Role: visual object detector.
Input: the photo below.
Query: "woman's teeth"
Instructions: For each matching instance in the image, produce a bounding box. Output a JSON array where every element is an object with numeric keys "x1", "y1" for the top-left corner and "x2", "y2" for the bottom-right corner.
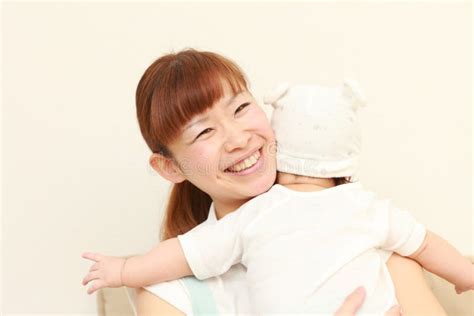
[{"x1": 226, "y1": 150, "x2": 261, "y2": 172}]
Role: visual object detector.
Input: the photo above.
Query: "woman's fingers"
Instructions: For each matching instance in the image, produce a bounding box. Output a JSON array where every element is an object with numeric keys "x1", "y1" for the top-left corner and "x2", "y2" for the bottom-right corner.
[
  {"x1": 82, "y1": 270, "x2": 100, "y2": 286},
  {"x1": 87, "y1": 279, "x2": 106, "y2": 295},
  {"x1": 334, "y1": 287, "x2": 366, "y2": 316},
  {"x1": 82, "y1": 252, "x2": 103, "y2": 262},
  {"x1": 385, "y1": 305, "x2": 402, "y2": 316}
]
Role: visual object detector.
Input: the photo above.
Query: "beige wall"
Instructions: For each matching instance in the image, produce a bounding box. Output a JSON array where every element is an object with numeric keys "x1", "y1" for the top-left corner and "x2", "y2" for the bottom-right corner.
[{"x1": 2, "y1": 1, "x2": 471, "y2": 314}]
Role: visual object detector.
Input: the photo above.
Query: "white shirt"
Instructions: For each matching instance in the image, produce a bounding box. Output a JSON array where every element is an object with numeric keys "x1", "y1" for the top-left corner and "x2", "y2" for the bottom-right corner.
[{"x1": 178, "y1": 182, "x2": 426, "y2": 315}]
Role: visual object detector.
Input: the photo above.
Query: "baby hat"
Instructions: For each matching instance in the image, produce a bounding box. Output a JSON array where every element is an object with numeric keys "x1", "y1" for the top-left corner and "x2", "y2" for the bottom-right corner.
[{"x1": 264, "y1": 80, "x2": 366, "y2": 180}]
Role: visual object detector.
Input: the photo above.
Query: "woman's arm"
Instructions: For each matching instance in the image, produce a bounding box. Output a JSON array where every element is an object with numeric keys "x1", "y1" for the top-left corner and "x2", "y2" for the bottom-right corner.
[
  {"x1": 135, "y1": 287, "x2": 185, "y2": 316},
  {"x1": 387, "y1": 253, "x2": 447, "y2": 316}
]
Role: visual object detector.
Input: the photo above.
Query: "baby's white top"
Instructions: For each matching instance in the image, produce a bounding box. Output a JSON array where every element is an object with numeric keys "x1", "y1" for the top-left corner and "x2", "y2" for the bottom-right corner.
[{"x1": 178, "y1": 182, "x2": 426, "y2": 315}]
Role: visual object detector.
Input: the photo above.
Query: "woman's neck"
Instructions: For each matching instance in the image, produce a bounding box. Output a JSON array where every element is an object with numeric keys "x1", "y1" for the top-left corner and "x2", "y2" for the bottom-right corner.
[{"x1": 276, "y1": 172, "x2": 336, "y2": 192}]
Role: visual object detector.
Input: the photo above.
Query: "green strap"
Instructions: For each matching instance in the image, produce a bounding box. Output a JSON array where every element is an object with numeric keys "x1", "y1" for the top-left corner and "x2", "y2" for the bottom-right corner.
[{"x1": 181, "y1": 276, "x2": 219, "y2": 315}]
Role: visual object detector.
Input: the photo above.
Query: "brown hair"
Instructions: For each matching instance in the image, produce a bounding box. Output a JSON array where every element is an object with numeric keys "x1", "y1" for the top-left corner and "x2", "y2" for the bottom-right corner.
[
  {"x1": 135, "y1": 49, "x2": 249, "y2": 240},
  {"x1": 334, "y1": 177, "x2": 351, "y2": 185}
]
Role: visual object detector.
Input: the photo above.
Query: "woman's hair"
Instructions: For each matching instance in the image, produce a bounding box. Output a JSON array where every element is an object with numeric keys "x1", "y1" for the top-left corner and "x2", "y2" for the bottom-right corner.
[{"x1": 135, "y1": 49, "x2": 249, "y2": 240}]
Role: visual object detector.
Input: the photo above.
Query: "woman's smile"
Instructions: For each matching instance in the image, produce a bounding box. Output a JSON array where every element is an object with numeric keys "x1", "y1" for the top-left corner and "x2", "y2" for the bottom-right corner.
[{"x1": 224, "y1": 147, "x2": 263, "y2": 175}]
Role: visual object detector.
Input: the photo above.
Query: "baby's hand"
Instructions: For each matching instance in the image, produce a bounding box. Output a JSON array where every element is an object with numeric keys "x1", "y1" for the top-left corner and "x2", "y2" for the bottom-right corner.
[
  {"x1": 455, "y1": 283, "x2": 474, "y2": 294},
  {"x1": 81, "y1": 252, "x2": 126, "y2": 295},
  {"x1": 454, "y1": 264, "x2": 474, "y2": 294}
]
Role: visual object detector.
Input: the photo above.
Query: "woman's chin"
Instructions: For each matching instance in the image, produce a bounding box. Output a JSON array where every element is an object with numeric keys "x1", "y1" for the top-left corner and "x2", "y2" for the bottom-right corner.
[{"x1": 245, "y1": 172, "x2": 277, "y2": 197}]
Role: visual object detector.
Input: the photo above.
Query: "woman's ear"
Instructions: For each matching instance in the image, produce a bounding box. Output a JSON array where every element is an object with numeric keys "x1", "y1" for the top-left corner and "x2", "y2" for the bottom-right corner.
[{"x1": 149, "y1": 153, "x2": 186, "y2": 183}]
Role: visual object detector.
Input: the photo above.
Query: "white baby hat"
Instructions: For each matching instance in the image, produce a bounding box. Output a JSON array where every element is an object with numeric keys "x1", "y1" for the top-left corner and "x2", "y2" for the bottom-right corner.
[{"x1": 264, "y1": 80, "x2": 366, "y2": 180}]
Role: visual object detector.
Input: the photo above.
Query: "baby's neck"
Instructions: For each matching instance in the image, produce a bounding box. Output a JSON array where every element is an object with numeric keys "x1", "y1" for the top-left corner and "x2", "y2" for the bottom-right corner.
[{"x1": 276, "y1": 172, "x2": 336, "y2": 192}]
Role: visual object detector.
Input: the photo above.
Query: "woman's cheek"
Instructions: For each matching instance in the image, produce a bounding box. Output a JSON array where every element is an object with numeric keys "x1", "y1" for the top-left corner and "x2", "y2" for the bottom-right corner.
[
  {"x1": 250, "y1": 107, "x2": 272, "y2": 133},
  {"x1": 187, "y1": 144, "x2": 220, "y2": 177}
]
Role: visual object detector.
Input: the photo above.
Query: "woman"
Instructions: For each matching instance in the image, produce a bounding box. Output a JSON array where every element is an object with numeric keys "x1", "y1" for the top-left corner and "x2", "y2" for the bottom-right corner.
[{"x1": 132, "y1": 49, "x2": 446, "y2": 315}]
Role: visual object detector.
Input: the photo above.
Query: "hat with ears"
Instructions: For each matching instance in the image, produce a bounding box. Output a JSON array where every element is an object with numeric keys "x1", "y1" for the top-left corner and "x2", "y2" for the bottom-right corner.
[{"x1": 264, "y1": 79, "x2": 366, "y2": 181}]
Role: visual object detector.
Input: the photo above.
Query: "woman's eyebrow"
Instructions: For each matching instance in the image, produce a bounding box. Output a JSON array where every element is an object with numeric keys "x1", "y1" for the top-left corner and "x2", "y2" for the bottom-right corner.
[
  {"x1": 185, "y1": 116, "x2": 209, "y2": 131},
  {"x1": 225, "y1": 91, "x2": 245, "y2": 107},
  {"x1": 184, "y1": 91, "x2": 246, "y2": 131}
]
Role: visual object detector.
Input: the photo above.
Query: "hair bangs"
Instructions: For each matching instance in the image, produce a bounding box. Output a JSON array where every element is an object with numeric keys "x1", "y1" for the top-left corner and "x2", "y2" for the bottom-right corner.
[{"x1": 150, "y1": 50, "x2": 248, "y2": 148}]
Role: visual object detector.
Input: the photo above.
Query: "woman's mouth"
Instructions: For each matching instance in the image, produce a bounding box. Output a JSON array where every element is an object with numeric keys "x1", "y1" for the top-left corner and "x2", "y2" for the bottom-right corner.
[{"x1": 225, "y1": 148, "x2": 263, "y2": 175}]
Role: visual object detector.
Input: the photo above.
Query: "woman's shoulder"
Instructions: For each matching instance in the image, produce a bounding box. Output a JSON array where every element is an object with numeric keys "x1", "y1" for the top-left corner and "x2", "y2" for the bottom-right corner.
[
  {"x1": 127, "y1": 279, "x2": 192, "y2": 315},
  {"x1": 145, "y1": 278, "x2": 194, "y2": 314},
  {"x1": 133, "y1": 286, "x2": 187, "y2": 315}
]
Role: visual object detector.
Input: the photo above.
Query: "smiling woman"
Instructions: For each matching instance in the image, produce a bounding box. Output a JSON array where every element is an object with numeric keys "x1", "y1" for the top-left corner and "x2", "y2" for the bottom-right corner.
[
  {"x1": 130, "y1": 49, "x2": 278, "y2": 313},
  {"x1": 136, "y1": 51, "x2": 277, "y2": 235},
  {"x1": 161, "y1": 81, "x2": 276, "y2": 218}
]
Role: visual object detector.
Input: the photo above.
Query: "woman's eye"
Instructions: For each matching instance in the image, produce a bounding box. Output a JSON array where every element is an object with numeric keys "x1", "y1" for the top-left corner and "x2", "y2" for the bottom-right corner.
[
  {"x1": 235, "y1": 102, "x2": 250, "y2": 115},
  {"x1": 196, "y1": 128, "x2": 213, "y2": 140}
]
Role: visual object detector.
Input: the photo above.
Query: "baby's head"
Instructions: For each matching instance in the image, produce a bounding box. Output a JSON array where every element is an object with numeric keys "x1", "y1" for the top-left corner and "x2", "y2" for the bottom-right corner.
[{"x1": 264, "y1": 80, "x2": 366, "y2": 182}]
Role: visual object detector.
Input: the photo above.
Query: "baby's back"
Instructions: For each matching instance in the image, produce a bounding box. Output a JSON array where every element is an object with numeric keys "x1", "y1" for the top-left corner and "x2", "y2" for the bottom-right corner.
[
  {"x1": 241, "y1": 183, "x2": 398, "y2": 314},
  {"x1": 179, "y1": 182, "x2": 424, "y2": 314}
]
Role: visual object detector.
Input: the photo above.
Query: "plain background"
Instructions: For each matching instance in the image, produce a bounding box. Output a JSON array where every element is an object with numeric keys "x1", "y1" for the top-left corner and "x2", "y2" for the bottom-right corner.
[{"x1": 1, "y1": 1, "x2": 472, "y2": 314}]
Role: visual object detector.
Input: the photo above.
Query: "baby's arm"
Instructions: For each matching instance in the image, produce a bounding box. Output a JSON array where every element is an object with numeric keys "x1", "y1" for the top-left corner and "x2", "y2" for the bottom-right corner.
[
  {"x1": 82, "y1": 238, "x2": 192, "y2": 294},
  {"x1": 378, "y1": 198, "x2": 473, "y2": 294},
  {"x1": 82, "y1": 204, "x2": 249, "y2": 294},
  {"x1": 408, "y1": 231, "x2": 473, "y2": 293},
  {"x1": 122, "y1": 238, "x2": 192, "y2": 287}
]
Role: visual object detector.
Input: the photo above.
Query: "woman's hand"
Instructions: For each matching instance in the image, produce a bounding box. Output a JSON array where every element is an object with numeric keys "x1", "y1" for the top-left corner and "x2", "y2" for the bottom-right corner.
[
  {"x1": 334, "y1": 287, "x2": 402, "y2": 316},
  {"x1": 81, "y1": 252, "x2": 126, "y2": 295}
]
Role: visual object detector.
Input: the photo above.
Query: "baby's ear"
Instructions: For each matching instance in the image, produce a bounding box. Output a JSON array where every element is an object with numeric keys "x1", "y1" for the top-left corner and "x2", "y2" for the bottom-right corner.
[
  {"x1": 342, "y1": 79, "x2": 367, "y2": 110},
  {"x1": 263, "y1": 82, "x2": 290, "y2": 109}
]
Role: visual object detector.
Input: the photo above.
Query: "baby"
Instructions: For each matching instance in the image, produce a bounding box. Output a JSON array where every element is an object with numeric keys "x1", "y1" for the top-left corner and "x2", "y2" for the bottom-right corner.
[{"x1": 82, "y1": 80, "x2": 473, "y2": 314}]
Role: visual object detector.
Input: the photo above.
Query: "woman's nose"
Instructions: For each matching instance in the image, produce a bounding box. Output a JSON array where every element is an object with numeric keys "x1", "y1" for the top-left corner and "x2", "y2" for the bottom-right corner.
[{"x1": 223, "y1": 126, "x2": 252, "y2": 152}]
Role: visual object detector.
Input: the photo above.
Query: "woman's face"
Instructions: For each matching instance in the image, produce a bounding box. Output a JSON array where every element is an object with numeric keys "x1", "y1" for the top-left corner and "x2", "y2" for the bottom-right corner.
[{"x1": 167, "y1": 81, "x2": 277, "y2": 207}]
